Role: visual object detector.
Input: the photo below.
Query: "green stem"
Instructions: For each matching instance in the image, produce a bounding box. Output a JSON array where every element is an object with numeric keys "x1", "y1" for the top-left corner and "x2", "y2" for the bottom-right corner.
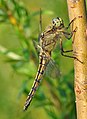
[{"x1": 0, "y1": 45, "x2": 23, "y2": 60}]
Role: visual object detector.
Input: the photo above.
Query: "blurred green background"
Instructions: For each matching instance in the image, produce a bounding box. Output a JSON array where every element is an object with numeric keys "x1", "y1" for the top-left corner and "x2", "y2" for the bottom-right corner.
[{"x1": 0, "y1": 0, "x2": 86, "y2": 119}]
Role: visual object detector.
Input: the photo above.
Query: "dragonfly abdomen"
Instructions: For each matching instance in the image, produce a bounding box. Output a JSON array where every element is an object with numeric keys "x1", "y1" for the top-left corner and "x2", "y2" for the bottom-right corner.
[{"x1": 23, "y1": 52, "x2": 50, "y2": 111}]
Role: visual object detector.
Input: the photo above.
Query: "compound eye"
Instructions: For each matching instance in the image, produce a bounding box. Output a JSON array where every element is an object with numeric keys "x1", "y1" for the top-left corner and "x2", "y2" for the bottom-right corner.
[
  {"x1": 52, "y1": 18, "x2": 61, "y2": 27},
  {"x1": 52, "y1": 17, "x2": 64, "y2": 28}
]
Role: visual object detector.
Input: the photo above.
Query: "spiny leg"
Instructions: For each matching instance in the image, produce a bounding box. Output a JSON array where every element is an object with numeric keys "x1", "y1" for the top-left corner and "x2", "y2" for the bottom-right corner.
[
  {"x1": 63, "y1": 17, "x2": 77, "y2": 40},
  {"x1": 63, "y1": 26, "x2": 77, "y2": 40},
  {"x1": 60, "y1": 18, "x2": 78, "y2": 58},
  {"x1": 66, "y1": 17, "x2": 76, "y2": 30},
  {"x1": 60, "y1": 39, "x2": 74, "y2": 58},
  {"x1": 59, "y1": 39, "x2": 83, "y2": 63}
]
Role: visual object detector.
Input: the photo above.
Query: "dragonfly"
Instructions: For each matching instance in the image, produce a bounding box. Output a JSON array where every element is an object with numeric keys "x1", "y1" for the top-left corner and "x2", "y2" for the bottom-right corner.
[{"x1": 23, "y1": 15, "x2": 76, "y2": 111}]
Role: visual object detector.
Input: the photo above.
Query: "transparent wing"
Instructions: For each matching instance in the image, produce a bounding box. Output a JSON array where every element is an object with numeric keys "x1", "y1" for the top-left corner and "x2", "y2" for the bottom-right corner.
[
  {"x1": 45, "y1": 59, "x2": 60, "y2": 79},
  {"x1": 32, "y1": 40, "x2": 40, "y2": 53},
  {"x1": 33, "y1": 40, "x2": 60, "y2": 79}
]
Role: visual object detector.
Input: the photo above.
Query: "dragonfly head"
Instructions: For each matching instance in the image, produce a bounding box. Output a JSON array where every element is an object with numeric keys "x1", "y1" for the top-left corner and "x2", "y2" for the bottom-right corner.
[{"x1": 52, "y1": 17, "x2": 64, "y2": 28}]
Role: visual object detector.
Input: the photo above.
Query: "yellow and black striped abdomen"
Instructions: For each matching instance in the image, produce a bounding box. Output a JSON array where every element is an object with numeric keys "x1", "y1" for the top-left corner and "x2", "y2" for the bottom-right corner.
[{"x1": 23, "y1": 52, "x2": 50, "y2": 111}]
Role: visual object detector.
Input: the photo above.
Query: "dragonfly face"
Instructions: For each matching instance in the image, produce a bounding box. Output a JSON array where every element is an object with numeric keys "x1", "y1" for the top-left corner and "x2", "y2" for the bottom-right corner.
[{"x1": 52, "y1": 17, "x2": 64, "y2": 28}]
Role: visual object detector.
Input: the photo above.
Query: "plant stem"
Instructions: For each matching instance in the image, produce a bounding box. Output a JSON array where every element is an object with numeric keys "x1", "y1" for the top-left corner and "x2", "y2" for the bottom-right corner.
[
  {"x1": 0, "y1": 45, "x2": 23, "y2": 60},
  {"x1": 67, "y1": 0, "x2": 87, "y2": 119}
]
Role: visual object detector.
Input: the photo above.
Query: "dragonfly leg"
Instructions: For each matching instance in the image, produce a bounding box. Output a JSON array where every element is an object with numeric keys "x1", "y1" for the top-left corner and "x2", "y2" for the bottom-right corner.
[
  {"x1": 60, "y1": 39, "x2": 74, "y2": 58},
  {"x1": 66, "y1": 17, "x2": 76, "y2": 30},
  {"x1": 59, "y1": 39, "x2": 83, "y2": 63},
  {"x1": 63, "y1": 26, "x2": 77, "y2": 40},
  {"x1": 63, "y1": 17, "x2": 77, "y2": 40}
]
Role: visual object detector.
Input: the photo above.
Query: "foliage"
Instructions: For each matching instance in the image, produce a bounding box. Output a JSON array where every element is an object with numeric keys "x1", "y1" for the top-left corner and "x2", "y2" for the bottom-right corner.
[{"x1": 0, "y1": 0, "x2": 76, "y2": 119}]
